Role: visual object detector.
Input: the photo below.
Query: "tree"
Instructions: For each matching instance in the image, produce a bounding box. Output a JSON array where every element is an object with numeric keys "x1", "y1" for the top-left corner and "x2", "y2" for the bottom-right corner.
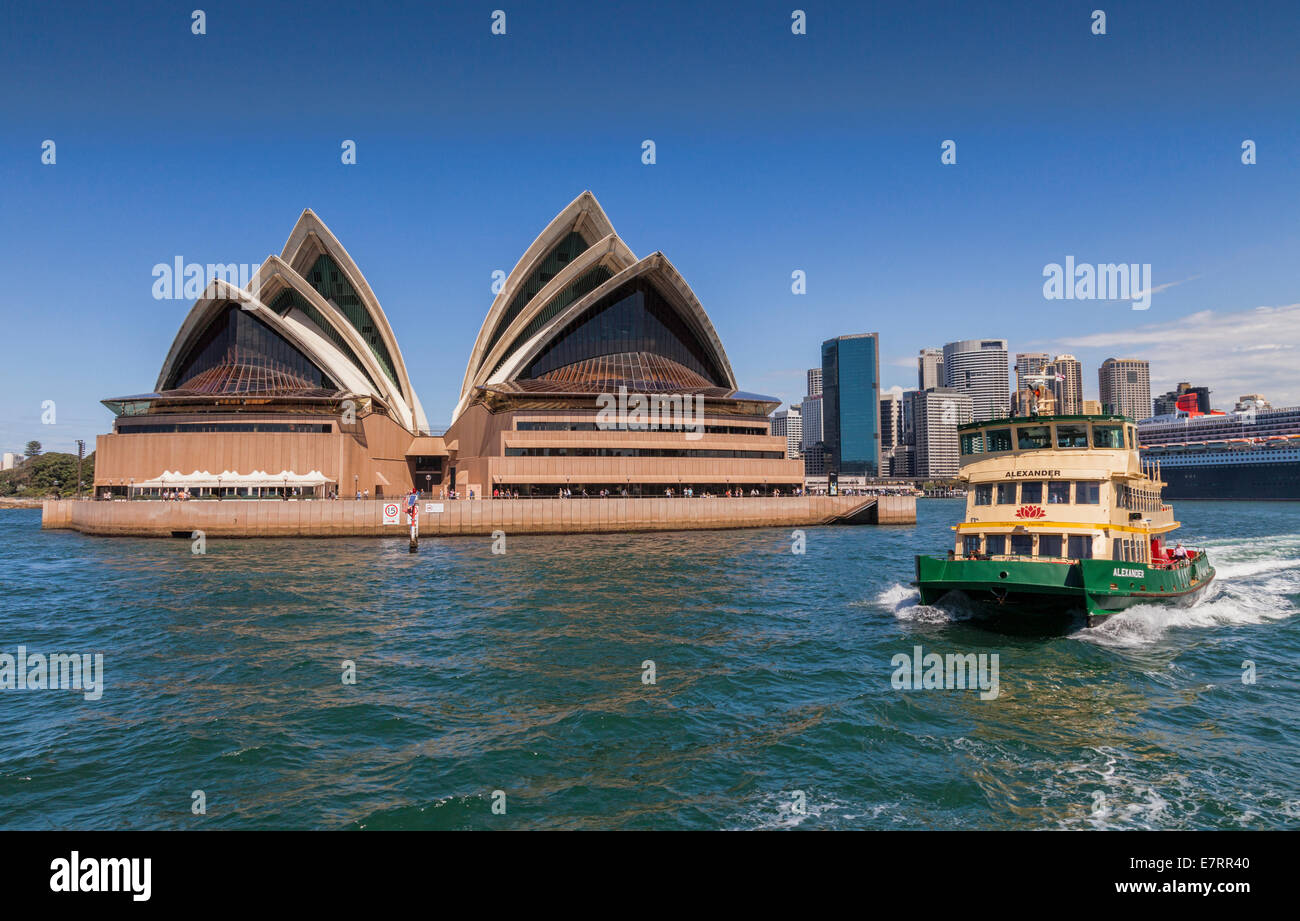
[
  {"x1": 24, "y1": 440, "x2": 42, "y2": 458},
  {"x1": 0, "y1": 450, "x2": 94, "y2": 497}
]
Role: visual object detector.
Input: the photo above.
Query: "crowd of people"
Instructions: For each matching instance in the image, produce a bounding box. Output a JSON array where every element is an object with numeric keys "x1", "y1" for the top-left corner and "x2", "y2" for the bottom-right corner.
[
  {"x1": 103, "y1": 484, "x2": 835, "y2": 501},
  {"x1": 476, "y1": 485, "x2": 808, "y2": 498}
]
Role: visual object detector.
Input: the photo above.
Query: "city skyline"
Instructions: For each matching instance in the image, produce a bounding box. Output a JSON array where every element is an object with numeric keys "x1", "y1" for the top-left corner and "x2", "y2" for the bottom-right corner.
[{"x1": 6, "y1": 0, "x2": 1300, "y2": 453}]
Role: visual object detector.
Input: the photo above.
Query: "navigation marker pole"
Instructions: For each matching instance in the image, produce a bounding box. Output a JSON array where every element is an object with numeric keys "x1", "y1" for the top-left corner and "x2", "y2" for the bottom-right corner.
[{"x1": 409, "y1": 504, "x2": 419, "y2": 553}]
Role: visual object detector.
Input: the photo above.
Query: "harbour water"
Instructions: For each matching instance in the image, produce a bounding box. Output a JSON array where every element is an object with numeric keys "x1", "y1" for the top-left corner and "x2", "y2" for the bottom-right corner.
[{"x1": 1, "y1": 500, "x2": 1297, "y2": 829}]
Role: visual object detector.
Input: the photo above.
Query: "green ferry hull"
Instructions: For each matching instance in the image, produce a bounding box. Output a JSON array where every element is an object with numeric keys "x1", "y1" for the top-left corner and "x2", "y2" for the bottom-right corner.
[{"x1": 914, "y1": 554, "x2": 1215, "y2": 625}]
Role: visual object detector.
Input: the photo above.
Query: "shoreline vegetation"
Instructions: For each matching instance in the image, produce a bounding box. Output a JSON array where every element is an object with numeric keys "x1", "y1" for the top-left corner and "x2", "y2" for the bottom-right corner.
[{"x1": 0, "y1": 450, "x2": 95, "y2": 501}]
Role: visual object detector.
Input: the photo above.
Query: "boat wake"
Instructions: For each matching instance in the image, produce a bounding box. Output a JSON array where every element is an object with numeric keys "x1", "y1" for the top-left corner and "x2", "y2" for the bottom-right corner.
[
  {"x1": 874, "y1": 582, "x2": 979, "y2": 624},
  {"x1": 1077, "y1": 535, "x2": 1300, "y2": 648}
]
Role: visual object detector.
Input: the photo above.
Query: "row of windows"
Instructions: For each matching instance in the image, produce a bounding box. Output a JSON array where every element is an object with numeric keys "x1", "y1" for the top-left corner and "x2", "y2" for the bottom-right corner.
[
  {"x1": 973, "y1": 480, "x2": 1101, "y2": 505},
  {"x1": 961, "y1": 533, "x2": 1095, "y2": 559},
  {"x1": 515, "y1": 421, "x2": 769, "y2": 435},
  {"x1": 463, "y1": 483, "x2": 803, "y2": 498},
  {"x1": 118, "y1": 422, "x2": 333, "y2": 434},
  {"x1": 1141, "y1": 411, "x2": 1300, "y2": 440},
  {"x1": 504, "y1": 447, "x2": 784, "y2": 459},
  {"x1": 1116, "y1": 484, "x2": 1163, "y2": 511},
  {"x1": 960, "y1": 423, "x2": 1132, "y2": 456}
]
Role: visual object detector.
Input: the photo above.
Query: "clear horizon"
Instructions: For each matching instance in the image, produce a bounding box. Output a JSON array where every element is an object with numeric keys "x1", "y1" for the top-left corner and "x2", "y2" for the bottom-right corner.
[{"x1": 4, "y1": 0, "x2": 1299, "y2": 452}]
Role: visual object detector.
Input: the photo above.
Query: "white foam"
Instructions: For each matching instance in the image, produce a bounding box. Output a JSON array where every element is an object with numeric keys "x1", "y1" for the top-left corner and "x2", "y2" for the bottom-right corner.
[
  {"x1": 1059, "y1": 747, "x2": 1187, "y2": 830},
  {"x1": 1077, "y1": 553, "x2": 1297, "y2": 648},
  {"x1": 1214, "y1": 557, "x2": 1300, "y2": 579},
  {"x1": 735, "y1": 791, "x2": 898, "y2": 830},
  {"x1": 876, "y1": 583, "x2": 918, "y2": 609},
  {"x1": 874, "y1": 582, "x2": 975, "y2": 624}
]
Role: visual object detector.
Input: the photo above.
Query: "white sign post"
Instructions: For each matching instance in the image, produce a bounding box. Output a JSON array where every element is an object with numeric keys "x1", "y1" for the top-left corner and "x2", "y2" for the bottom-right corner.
[{"x1": 382, "y1": 502, "x2": 400, "y2": 525}]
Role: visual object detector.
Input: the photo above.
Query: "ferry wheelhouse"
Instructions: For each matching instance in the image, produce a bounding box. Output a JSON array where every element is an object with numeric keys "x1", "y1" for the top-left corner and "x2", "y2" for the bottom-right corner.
[{"x1": 914, "y1": 414, "x2": 1215, "y2": 626}]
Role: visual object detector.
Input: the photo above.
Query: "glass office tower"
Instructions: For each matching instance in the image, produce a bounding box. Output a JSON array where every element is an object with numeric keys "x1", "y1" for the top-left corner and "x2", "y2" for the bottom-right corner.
[{"x1": 821, "y1": 333, "x2": 881, "y2": 476}]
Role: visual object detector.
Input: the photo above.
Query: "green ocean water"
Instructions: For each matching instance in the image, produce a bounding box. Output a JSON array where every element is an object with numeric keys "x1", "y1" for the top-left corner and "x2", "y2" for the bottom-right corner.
[{"x1": 0, "y1": 500, "x2": 1297, "y2": 829}]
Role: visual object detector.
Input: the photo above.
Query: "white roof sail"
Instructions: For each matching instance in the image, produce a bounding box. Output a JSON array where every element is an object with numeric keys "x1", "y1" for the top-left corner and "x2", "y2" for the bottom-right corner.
[
  {"x1": 151, "y1": 213, "x2": 429, "y2": 434},
  {"x1": 459, "y1": 191, "x2": 620, "y2": 404}
]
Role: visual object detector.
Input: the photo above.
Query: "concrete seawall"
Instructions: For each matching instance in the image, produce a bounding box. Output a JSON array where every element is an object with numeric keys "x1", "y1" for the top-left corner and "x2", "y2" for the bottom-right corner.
[{"x1": 42, "y1": 495, "x2": 915, "y2": 538}]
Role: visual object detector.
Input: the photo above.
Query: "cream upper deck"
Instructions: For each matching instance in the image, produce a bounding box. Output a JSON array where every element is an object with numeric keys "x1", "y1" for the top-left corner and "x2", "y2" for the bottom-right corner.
[{"x1": 950, "y1": 415, "x2": 1178, "y2": 563}]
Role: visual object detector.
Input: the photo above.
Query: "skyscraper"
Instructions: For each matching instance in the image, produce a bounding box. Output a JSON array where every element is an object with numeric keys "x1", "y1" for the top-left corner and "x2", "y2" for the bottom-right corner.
[
  {"x1": 801, "y1": 393, "x2": 825, "y2": 476},
  {"x1": 880, "y1": 391, "x2": 903, "y2": 453},
  {"x1": 1153, "y1": 382, "x2": 1211, "y2": 416},
  {"x1": 1051, "y1": 354, "x2": 1084, "y2": 415},
  {"x1": 1014, "y1": 352, "x2": 1052, "y2": 416},
  {"x1": 1098, "y1": 358, "x2": 1152, "y2": 420},
  {"x1": 807, "y1": 367, "x2": 822, "y2": 397},
  {"x1": 912, "y1": 388, "x2": 974, "y2": 479},
  {"x1": 943, "y1": 338, "x2": 1009, "y2": 421},
  {"x1": 821, "y1": 333, "x2": 881, "y2": 476},
  {"x1": 918, "y1": 348, "x2": 944, "y2": 390},
  {"x1": 880, "y1": 391, "x2": 904, "y2": 477},
  {"x1": 1015, "y1": 352, "x2": 1050, "y2": 381},
  {"x1": 772, "y1": 404, "x2": 803, "y2": 459}
]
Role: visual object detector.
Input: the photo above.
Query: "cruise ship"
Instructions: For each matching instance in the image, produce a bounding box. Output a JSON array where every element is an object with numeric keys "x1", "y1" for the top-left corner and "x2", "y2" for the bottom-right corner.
[{"x1": 1137, "y1": 403, "x2": 1300, "y2": 500}]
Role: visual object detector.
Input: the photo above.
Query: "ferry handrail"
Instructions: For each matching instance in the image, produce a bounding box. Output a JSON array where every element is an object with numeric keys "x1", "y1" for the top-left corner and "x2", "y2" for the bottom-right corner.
[
  {"x1": 960, "y1": 553, "x2": 1198, "y2": 568},
  {"x1": 968, "y1": 554, "x2": 1083, "y2": 564}
]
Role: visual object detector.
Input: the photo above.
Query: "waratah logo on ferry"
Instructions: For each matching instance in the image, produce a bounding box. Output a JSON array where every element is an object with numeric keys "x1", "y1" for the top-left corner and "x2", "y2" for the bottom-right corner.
[{"x1": 1015, "y1": 505, "x2": 1046, "y2": 519}]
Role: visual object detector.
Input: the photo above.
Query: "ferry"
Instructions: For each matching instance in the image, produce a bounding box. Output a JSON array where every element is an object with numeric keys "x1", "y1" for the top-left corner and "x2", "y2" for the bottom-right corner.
[{"x1": 914, "y1": 414, "x2": 1215, "y2": 626}]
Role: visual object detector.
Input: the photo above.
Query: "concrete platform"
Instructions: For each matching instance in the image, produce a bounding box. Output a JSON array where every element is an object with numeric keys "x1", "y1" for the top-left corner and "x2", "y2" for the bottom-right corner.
[{"x1": 41, "y1": 495, "x2": 915, "y2": 538}]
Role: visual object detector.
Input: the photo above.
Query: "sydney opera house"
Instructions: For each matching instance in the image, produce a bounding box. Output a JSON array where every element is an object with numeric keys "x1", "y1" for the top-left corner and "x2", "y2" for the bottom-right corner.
[{"x1": 93, "y1": 193, "x2": 803, "y2": 499}]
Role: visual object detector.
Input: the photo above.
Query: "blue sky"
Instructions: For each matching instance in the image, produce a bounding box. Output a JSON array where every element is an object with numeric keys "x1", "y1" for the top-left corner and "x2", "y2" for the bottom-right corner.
[{"x1": 3, "y1": 0, "x2": 1299, "y2": 452}]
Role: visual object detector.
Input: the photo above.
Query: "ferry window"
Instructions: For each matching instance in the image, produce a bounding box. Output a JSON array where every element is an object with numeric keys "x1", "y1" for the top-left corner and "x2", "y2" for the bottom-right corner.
[
  {"x1": 1047, "y1": 481, "x2": 1071, "y2": 504},
  {"x1": 985, "y1": 429, "x2": 1013, "y2": 452},
  {"x1": 974, "y1": 484, "x2": 993, "y2": 505},
  {"x1": 1017, "y1": 426, "x2": 1051, "y2": 450},
  {"x1": 1010, "y1": 534, "x2": 1033, "y2": 557},
  {"x1": 1126, "y1": 426, "x2": 1136, "y2": 448},
  {"x1": 1039, "y1": 535, "x2": 1063, "y2": 557},
  {"x1": 1093, "y1": 425, "x2": 1123, "y2": 449},
  {"x1": 1056, "y1": 424, "x2": 1089, "y2": 448},
  {"x1": 960, "y1": 432, "x2": 985, "y2": 455},
  {"x1": 1075, "y1": 482, "x2": 1100, "y2": 504},
  {"x1": 1113, "y1": 538, "x2": 1126, "y2": 561},
  {"x1": 1020, "y1": 481, "x2": 1043, "y2": 503},
  {"x1": 996, "y1": 482, "x2": 1017, "y2": 504},
  {"x1": 1068, "y1": 535, "x2": 1093, "y2": 559},
  {"x1": 985, "y1": 535, "x2": 1006, "y2": 556},
  {"x1": 963, "y1": 536, "x2": 982, "y2": 557}
]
